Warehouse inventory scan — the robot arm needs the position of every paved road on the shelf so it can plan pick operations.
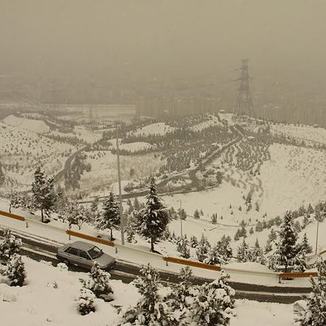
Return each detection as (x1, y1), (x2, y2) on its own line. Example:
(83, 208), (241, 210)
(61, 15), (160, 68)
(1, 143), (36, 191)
(0, 228), (311, 304)
(79, 125), (245, 204)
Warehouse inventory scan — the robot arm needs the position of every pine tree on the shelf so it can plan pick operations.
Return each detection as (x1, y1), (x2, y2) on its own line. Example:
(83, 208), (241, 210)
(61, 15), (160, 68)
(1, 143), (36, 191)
(164, 267), (193, 325)
(251, 239), (265, 264)
(80, 262), (113, 302)
(32, 167), (56, 222)
(196, 235), (210, 262)
(237, 239), (249, 262)
(178, 208), (187, 220)
(300, 233), (313, 255)
(65, 201), (85, 230)
(278, 211), (298, 272)
(0, 229), (21, 263)
(134, 178), (170, 252)
(78, 288), (96, 315)
(295, 259), (326, 326)
(218, 235), (233, 262)
(5, 254), (25, 286)
(177, 237), (190, 259)
(120, 264), (177, 325)
(193, 209), (200, 219)
(190, 235), (198, 248)
(190, 272), (235, 326)
(97, 192), (120, 240)
(90, 197), (100, 221)
(294, 233), (313, 272)
(204, 245), (225, 265)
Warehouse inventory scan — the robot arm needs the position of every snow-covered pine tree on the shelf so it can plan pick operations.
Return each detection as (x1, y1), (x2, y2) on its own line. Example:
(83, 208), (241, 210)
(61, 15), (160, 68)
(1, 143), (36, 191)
(193, 209), (200, 219)
(126, 216), (137, 243)
(120, 264), (177, 326)
(177, 237), (190, 259)
(80, 262), (113, 301)
(134, 177), (170, 252)
(78, 288), (96, 315)
(65, 201), (85, 230)
(278, 211), (298, 272)
(251, 239), (265, 264)
(0, 229), (21, 263)
(196, 234), (211, 262)
(5, 254), (25, 286)
(189, 271), (235, 326)
(217, 235), (233, 262)
(164, 267), (194, 325)
(90, 196), (100, 221)
(295, 259), (326, 326)
(294, 233), (313, 272)
(190, 235), (198, 248)
(300, 233), (313, 255)
(32, 167), (56, 222)
(9, 191), (24, 213)
(237, 238), (249, 262)
(204, 244), (225, 265)
(96, 192), (120, 240)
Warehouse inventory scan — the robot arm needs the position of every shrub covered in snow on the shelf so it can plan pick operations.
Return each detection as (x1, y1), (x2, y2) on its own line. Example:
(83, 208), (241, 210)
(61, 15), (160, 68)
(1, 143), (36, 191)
(80, 262), (113, 302)
(4, 254), (26, 287)
(0, 229), (21, 263)
(295, 259), (326, 326)
(189, 271), (235, 326)
(77, 288), (96, 316)
(120, 264), (177, 325)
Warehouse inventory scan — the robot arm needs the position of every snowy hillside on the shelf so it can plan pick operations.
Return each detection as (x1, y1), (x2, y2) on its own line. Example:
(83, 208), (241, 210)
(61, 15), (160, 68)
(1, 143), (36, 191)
(129, 122), (176, 137)
(0, 257), (294, 326)
(3, 115), (50, 134)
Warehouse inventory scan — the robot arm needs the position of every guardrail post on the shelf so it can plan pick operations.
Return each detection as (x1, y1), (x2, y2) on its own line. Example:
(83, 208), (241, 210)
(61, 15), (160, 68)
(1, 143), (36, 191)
(115, 247), (118, 254)
(25, 221), (28, 228)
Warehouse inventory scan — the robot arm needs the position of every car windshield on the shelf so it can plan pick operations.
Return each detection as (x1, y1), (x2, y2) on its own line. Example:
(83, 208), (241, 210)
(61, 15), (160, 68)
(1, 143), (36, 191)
(88, 246), (102, 259)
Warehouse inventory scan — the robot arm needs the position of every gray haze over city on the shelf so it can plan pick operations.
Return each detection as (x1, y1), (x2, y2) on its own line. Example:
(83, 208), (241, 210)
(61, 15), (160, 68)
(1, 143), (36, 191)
(0, 0), (326, 125)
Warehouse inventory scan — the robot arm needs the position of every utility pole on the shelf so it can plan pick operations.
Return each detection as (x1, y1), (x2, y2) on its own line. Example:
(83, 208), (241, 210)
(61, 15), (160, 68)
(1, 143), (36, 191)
(315, 218), (320, 255)
(116, 123), (125, 245)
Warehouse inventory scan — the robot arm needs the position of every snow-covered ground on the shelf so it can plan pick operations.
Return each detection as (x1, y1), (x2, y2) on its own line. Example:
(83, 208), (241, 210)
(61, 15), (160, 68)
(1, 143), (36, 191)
(0, 121), (74, 192)
(129, 122), (176, 137)
(190, 114), (224, 132)
(0, 257), (295, 326)
(3, 115), (50, 134)
(271, 122), (326, 145)
(161, 141), (326, 249)
(80, 150), (165, 197)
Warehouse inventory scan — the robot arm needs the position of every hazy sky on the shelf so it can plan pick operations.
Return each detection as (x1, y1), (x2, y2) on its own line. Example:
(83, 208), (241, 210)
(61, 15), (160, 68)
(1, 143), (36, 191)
(1, 0), (326, 89)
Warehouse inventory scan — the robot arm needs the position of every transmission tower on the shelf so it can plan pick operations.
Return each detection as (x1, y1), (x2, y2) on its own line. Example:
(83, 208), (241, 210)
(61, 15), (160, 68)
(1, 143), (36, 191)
(235, 59), (254, 116)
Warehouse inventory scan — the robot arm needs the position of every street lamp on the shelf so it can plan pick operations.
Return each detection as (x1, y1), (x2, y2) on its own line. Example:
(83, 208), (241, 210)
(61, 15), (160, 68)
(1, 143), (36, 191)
(116, 123), (125, 245)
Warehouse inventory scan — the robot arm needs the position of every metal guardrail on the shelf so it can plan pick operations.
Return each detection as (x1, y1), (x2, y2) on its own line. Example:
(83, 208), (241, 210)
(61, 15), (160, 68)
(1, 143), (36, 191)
(0, 209), (319, 282)
(163, 256), (221, 271)
(0, 209), (25, 221)
(279, 271), (318, 280)
(66, 229), (114, 247)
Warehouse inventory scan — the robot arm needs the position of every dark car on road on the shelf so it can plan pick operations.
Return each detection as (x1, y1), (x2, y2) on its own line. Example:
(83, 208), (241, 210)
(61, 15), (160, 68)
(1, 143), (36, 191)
(57, 241), (116, 271)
